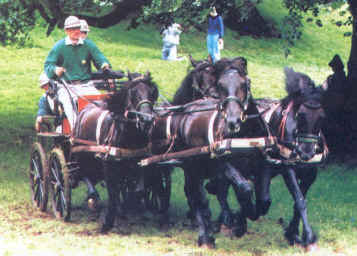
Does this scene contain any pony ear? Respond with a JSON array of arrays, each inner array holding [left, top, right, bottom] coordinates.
[[232, 57, 248, 75], [284, 67, 295, 78], [144, 71, 151, 80], [207, 55, 213, 64], [189, 54, 198, 67], [127, 70, 133, 80]]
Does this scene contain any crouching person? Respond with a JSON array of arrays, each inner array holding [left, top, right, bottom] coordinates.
[[35, 72, 56, 132], [162, 23, 184, 61]]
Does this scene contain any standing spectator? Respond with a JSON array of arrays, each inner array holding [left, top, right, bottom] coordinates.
[[207, 6, 224, 63], [162, 23, 183, 61]]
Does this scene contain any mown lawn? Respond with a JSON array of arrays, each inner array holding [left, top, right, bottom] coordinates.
[[0, 2, 356, 255]]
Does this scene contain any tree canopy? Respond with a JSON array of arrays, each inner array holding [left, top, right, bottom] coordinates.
[[0, 0, 350, 50]]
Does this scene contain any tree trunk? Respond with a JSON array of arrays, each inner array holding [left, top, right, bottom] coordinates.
[[342, 0, 357, 156], [347, 0, 357, 86]]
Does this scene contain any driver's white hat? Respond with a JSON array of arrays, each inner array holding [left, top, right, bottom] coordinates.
[[64, 16, 81, 29]]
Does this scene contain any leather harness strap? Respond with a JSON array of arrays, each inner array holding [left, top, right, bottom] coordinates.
[[278, 101, 294, 141]]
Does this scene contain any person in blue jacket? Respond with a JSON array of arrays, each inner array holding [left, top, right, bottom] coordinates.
[[207, 6, 224, 63], [35, 72, 54, 132]]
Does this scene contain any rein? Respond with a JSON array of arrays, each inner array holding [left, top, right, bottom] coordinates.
[[278, 101, 294, 141]]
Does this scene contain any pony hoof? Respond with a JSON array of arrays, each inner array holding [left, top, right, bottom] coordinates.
[[198, 236, 215, 249], [88, 198, 98, 211], [306, 243, 319, 253], [100, 224, 112, 234], [200, 243, 215, 249], [220, 224, 233, 238]]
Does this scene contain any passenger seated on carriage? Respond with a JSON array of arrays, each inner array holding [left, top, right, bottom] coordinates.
[[35, 72, 56, 132], [44, 15, 111, 130], [79, 19, 89, 40]]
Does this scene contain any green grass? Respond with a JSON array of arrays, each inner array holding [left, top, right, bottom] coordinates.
[[0, 2, 356, 255]]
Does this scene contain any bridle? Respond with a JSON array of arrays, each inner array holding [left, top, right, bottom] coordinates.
[[277, 100, 327, 161], [217, 69, 252, 121], [123, 81, 156, 129]]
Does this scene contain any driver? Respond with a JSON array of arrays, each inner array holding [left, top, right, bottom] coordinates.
[[44, 15, 111, 130]]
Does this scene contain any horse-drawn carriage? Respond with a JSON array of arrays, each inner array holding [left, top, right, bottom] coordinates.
[[29, 58, 329, 250], [29, 70, 172, 221]]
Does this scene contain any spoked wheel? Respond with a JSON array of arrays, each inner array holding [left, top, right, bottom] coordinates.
[[48, 147, 71, 221], [144, 167, 172, 214], [29, 142, 49, 212]]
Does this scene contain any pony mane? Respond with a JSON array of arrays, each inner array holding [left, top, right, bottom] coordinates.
[[173, 59, 213, 105], [283, 67, 320, 107], [215, 56, 248, 76], [173, 72, 195, 105]]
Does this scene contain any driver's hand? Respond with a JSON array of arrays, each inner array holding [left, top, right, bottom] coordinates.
[[35, 116, 43, 132], [101, 63, 110, 70], [55, 67, 66, 77]]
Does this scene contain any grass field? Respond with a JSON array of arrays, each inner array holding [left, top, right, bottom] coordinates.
[[0, 1, 356, 255]]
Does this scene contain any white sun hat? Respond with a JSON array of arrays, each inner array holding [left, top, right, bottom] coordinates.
[[39, 72, 50, 87], [80, 19, 90, 32], [64, 16, 81, 29]]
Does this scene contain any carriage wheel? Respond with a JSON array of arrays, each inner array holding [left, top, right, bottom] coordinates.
[[29, 142, 49, 212], [144, 167, 172, 214], [48, 147, 71, 221]]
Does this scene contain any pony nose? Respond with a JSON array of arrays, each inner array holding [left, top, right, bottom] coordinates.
[[209, 88, 219, 98], [227, 116, 240, 133], [298, 145, 315, 161], [141, 114, 153, 123]]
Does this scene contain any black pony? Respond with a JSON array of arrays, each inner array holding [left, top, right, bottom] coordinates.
[[211, 67, 328, 251], [172, 55, 218, 105], [148, 57, 267, 248], [72, 72, 159, 231]]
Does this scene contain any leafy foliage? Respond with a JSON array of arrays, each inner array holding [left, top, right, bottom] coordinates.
[[0, 0, 36, 45], [280, 0, 349, 56]]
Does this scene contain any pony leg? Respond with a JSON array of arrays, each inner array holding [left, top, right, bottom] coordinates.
[[254, 166, 273, 218], [224, 162, 256, 220], [221, 162, 255, 237], [282, 167, 317, 247], [83, 177, 100, 210], [101, 161, 117, 233], [210, 175, 234, 229], [184, 171, 215, 248]]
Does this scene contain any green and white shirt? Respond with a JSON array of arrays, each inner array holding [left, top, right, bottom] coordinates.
[[44, 36, 110, 81]]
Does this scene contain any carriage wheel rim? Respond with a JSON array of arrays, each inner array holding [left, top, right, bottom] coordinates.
[[30, 148, 47, 210], [50, 155, 68, 218]]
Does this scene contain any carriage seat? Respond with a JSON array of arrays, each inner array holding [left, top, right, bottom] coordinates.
[[41, 80, 108, 135]]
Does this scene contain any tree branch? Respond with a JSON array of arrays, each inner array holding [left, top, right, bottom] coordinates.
[[78, 0, 151, 28]]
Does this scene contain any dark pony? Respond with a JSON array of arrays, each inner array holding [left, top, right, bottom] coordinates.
[[72, 72, 159, 231], [172, 55, 218, 105], [149, 56, 262, 248], [211, 67, 327, 251]]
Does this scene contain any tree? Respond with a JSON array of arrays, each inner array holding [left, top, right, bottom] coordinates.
[[0, 0, 273, 44]]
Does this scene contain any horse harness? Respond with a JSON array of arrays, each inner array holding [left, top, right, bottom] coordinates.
[[262, 100, 328, 164]]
